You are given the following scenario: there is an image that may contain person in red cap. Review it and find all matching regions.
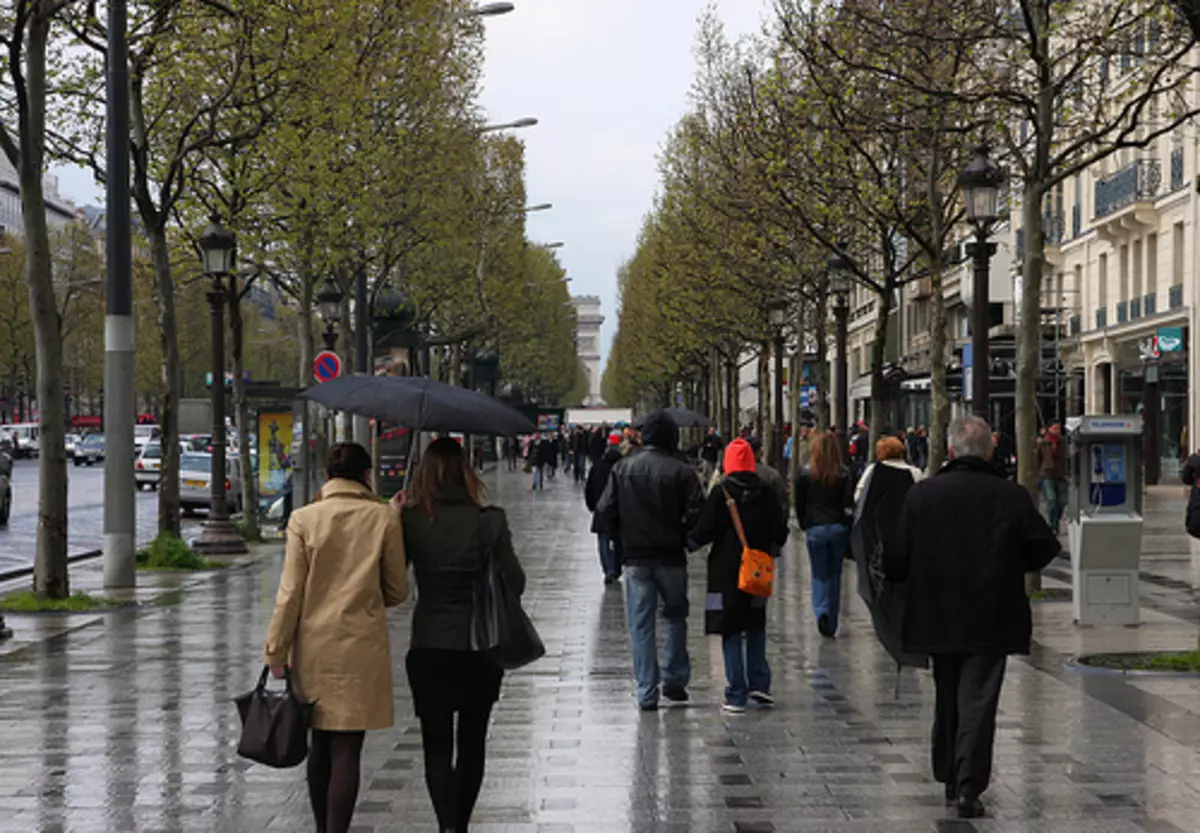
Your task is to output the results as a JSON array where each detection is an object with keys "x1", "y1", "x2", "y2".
[
  {"x1": 690, "y1": 437, "x2": 789, "y2": 714},
  {"x1": 585, "y1": 433, "x2": 627, "y2": 586}
]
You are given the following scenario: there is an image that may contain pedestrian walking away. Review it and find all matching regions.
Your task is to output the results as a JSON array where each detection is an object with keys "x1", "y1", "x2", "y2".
[
  {"x1": 1180, "y1": 449, "x2": 1200, "y2": 538},
  {"x1": 401, "y1": 437, "x2": 527, "y2": 833},
  {"x1": 794, "y1": 431, "x2": 854, "y2": 637},
  {"x1": 263, "y1": 443, "x2": 409, "y2": 833},
  {"x1": 586, "y1": 431, "x2": 626, "y2": 585},
  {"x1": 746, "y1": 436, "x2": 789, "y2": 520},
  {"x1": 884, "y1": 416, "x2": 1059, "y2": 819},
  {"x1": 598, "y1": 410, "x2": 703, "y2": 711},
  {"x1": 1038, "y1": 422, "x2": 1068, "y2": 536},
  {"x1": 690, "y1": 438, "x2": 788, "y2": 713}
]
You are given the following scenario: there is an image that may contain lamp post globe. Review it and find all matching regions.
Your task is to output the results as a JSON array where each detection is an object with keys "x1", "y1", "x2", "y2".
[
  {"x1": 199, "y1": 214, "x2": 236, "y2": 276},
  {"x1": 958, "y1": 144, "x2": 1005, "y2": 227}
]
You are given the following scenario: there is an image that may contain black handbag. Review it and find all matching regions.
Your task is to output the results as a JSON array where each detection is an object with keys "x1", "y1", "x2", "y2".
[
  {"x1": 234, "y1": 666, "x2": 315, "y2": 768},
  {"x1": 470, "y1": 511, "x2": 545, "y2": 670}
]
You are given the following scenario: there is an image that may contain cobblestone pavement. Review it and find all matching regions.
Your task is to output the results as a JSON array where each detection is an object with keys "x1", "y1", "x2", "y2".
[{"x1": 3, "y1": 469, "x2": 1200, "y2": 832}]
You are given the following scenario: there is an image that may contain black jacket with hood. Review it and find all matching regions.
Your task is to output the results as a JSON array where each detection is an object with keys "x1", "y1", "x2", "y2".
[
  {"x1": 597, "y1": 411, "x2": 703, "y2": 566},
  {"x1": 690, "y1": 472, "x2": 789, "y2": 635}
]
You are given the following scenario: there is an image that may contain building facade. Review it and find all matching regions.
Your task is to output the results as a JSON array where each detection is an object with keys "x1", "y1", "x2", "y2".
[
  {"x1": 571, "y1": 295, "x2": 604, "y2": 406},
  {"x1": 0, "y1": 157, "x2": 77, "y2": 233}
]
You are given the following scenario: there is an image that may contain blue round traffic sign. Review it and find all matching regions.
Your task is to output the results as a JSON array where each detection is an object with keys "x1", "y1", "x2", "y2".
[{"x1": 313, "y1": 351, "x2": 342, "y2": 384}]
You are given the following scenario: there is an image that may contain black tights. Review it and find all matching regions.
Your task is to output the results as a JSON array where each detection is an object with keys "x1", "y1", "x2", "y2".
[
  {"x1": 419, "y1": 705, "x2": 493, "y2": 832},
  {"x1": 307, "y1": 729, "x2": 366, "y2": 833}
]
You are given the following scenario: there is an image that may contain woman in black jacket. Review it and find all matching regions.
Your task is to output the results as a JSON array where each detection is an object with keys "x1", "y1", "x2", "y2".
[
  {"x1": 691, "y1": 438, "x2": 789, "y2": 713},
  {"x1": 794, "y1": 431, "x2": 855, "y2": 637},
  {"x1": 401, "y1": 438, "x2": 526, "y2": 833},
  {"x1": 585, "y1": 433, "x2": 624, "y2": 585}
]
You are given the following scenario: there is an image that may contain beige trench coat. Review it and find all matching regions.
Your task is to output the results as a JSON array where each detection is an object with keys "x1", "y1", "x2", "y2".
[{"x1": 264, "y1": 478, "x2": 408, "y2": 731}]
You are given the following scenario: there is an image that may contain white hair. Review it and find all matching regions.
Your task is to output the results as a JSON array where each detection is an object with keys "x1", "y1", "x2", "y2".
[{"x1": 948, "y1": 415, "x2": 994, "y2": 460}]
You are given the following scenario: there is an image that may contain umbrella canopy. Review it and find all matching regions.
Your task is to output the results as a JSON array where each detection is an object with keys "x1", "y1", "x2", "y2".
[
  {"x1": 299, "y1": 376, "x2": 535, "y2": 436},
  {"x1": 633, "y1": 407, "x2": 710, "y2": 429}
]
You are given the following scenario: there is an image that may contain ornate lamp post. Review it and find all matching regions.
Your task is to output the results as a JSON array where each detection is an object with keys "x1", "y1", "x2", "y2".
[
  {"x1": 958, "y1": 144, "x2": 1006, "y2": 421},
  {"x1": 192, "y1": 215, "x2": 247, "y2": 556},
  {"x1": 828, "y1": 254, "x2": 852, "y2": 454},
  {"x1": 316, "y1": 279, "x2": 343, "y2": 351},
  {"x1": 768, "y1": 297, "x2": 788, "y2": 468}
]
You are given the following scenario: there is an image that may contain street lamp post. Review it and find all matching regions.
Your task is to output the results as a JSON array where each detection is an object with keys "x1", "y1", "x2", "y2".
[
  {"x1": 829, "y1": 255, "x2": 852, "y2": 455},
  {"x1": 316, "y1": 279, "x2": 343, "y2": 351},
  {"x1": 958, "y1": 144, "x2": 1006, "y2": 422},
  {"x1": 768, "y1": 297, "x2": 788, "y2": 469},
  {"x1": 192, "y1": 215, "x2": 247, "y2": 556}
]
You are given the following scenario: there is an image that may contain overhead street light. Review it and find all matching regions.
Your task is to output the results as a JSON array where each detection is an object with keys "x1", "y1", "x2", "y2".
[
  {"x1": 541, "y1": 241, "x2": 565, "y2": 249},
  {"x1": 524, "y1": 203, "x2": 552, "y2": 213},
  {"x1": 768, "y1": 297, "x2": 788, "y2": 468},
  {"x1": 458, "y1": 2, "x2": 514, "y2": 18},
  {"x1": 479, "y1": 117, "x2": 538, "y2": 134}
]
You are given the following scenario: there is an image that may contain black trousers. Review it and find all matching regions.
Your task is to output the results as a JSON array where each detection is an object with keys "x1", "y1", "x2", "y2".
[{"x1": 932, "y1": 652, "x2": 1007, "y2": 799}]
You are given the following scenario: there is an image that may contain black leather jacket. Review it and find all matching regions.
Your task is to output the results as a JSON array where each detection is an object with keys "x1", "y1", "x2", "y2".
[
  {"x1": 794, "y1": 466, "x2": 854, "y2": 530},
  {"x1": 597, "y1": 412, "x2": 703, "y2": 566}
]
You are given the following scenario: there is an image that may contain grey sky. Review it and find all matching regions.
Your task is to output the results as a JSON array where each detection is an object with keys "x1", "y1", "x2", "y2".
[
  {"x1": 480, "y1": 0, "x2": 769, "y2": 367},
  {"x1": 51, "y1": 0, "x2": 770, "y2": 371}
]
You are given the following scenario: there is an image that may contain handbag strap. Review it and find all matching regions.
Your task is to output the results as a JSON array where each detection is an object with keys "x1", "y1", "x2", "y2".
[
  {"x1": 722, "y1": 487, "x2": 751, "y2": 551},
  {"x1": 476, "y1": 509, "x2": 496, "y2": 573}
]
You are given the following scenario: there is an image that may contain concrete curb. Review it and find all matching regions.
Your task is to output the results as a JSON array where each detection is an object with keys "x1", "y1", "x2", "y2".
[{"x1": 0, "y1": 549, "x2": 102, "y2": 584}]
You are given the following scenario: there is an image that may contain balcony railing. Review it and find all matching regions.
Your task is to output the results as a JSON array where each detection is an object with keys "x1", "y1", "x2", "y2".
[
  {"x1": 1171, "y1": 147, "x2": 1185, "y2": 191},
  {"x1": 1170, "y1": 283, "x2": 1183, "y2": 309},
  {"x1": 1070, "y1": 315, "x2": 1081, "y2": 335},
  {"x1": 1072, "y1": 203, "x2": 1081, "y2": 238},
  {"x1": 1130, "y1": 297, "x2": 1141, "y2": 320},
  {"x1": 1096, "y1": 308, "x2": 1107, "y2": 329},
  {"x1": 1116, "y1": 300, "x2": 1128, "y2": 323},
  {"x1": 1145, "y1": 292, "x2": 1156, "y2": 315},
  {"x1": 1095, "y1": 159, "x2": 1162, "y2": 218}
]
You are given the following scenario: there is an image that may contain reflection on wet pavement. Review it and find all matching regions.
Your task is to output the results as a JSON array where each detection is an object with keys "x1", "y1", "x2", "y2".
[{"x1": 0, "y1": 471, "x2": 1199, "y2": 831}]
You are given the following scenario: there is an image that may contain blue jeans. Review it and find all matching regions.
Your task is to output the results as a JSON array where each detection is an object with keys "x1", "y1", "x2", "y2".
[
  {"x1": 624, "y1": 564, "x2": 690, "y2": 706},
  {"x1": 531, "y1": 465, "x2": 544, "y2": 490},
  {"x1": 1041, "y1": 477, "x2": 1068, "y2": 533},
  {"x1": 806, "y1": 523, "x2": 849, "y2": 634},
  {"x1": 597, "y1": 534, "x2": 621, "y2": 578},
  {"x1": 722, "y1": 628, "x2": 770, "y2": 707}
]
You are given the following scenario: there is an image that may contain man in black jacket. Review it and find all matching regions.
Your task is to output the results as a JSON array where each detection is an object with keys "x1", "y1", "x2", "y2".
[
  {"x1": 885, "y1": 415, "x2": 1059, "y2": 819},
  {"x1": 585, "y1": 433, "x2": 624, "y2": 585},
  {"x1": 598, "y1": 411, "x2": 703, "y2": 711}
]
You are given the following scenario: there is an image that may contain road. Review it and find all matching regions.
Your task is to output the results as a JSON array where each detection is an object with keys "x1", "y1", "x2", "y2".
[{"x1": 0, "y1": 459, "x2": 200, "y2": 574}]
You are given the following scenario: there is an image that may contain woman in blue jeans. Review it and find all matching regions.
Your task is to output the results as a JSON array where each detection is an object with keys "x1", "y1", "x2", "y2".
[
  {"x1": 691, "y1": 439, "x2": 789, "y2": 713},
  {"x1": 794, "y1": 431, "x2": 855, "y2": 637}
]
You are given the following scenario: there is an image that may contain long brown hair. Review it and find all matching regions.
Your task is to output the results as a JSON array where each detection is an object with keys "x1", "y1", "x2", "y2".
[
  {"x1": 408, "y1": 437, "x2": 486, "y2": 518},
  {"x1": 809, "y1": 431, "x2": 843, "y2": 488}
]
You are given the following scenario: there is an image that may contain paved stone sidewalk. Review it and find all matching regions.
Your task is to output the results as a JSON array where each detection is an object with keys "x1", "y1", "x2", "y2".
[{"x1": 2, "y1": 471, "x2": 1200, "y2": 832}]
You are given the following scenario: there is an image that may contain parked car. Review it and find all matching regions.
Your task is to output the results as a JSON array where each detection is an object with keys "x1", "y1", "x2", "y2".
[
  {"x1": 65, "y1": 432, "x2": 82, "y2": 460},
  {"x1": 135, "y1": 443, "x2": 162, "y2": 491},
  {"x1": 75, "y1": 433, "x2": 105, "y2": 466},
  {"x1": 179, "y1": 452, "x2": 244, "y2": 516},
  {"x1": 6, "y1": 423, "x2": 39, "y2": 459}
]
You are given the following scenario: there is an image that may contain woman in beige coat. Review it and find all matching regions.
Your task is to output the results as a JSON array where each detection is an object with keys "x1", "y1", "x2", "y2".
[{"x1": 264, "y1": 443, "x2": 408, "y2": 833}]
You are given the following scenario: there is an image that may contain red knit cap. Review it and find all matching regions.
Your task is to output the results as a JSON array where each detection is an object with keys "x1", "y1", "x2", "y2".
[{"x1": 723, "y1": 438, "x2": 756, "y2": 474}]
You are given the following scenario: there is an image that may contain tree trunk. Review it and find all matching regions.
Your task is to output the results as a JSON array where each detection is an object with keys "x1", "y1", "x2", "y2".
[
  {"x1": 759, "y1": 341, "x2": 771, "y2": 457},
  {"x1": 25, "y1": 9, "x2": 68, "y2": 598},
  {"x1": 228, "y1": 278, "x2": 259, "y2": 540},
  {"x1": 1019, "y1": 183, "x2": 1049, "y2": 593},
  {"x1": 814, "y1": 292, "x2": 831, "y2": 431},
  {"x1": 868, "y1": 286, "x2": 893, "y2": 460},
  {"x1": 149, "y1": 227, "x2": 181, "y2": 536},
  {"x1": 788, "y1": 351, "x2": 801, "y2": 488},
  {"x1": 928, "y1": 261, "x2": 949, "y2": 474}
]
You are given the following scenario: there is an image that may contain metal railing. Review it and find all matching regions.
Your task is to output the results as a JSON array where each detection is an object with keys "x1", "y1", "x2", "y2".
[
  {"x1": 1094, "y1": 159, "x2": 1161, "y2": 218},
  {"x1": 1171, "y1": 147, "x2": 1185, "y2": 191}
]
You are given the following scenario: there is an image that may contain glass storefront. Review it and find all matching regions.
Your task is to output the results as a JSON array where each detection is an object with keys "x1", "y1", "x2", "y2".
[{"x1": 1117, "y1": 355, "x2": 1189, "y2": 479}]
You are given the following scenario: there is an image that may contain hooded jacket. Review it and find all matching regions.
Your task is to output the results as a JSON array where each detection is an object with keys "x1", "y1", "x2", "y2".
[
  {"x1": 690, "y1": 471, "x2": 788, "y2": 635},
  {"x1": 597, "y1": 411, "x2": 703, "y2": 566},
  {"x1": 585, "y1": 445, "x2": 624, "y2": 534}
]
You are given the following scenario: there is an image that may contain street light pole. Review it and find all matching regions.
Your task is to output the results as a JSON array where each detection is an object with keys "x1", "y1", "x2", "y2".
[
  {"x1": 829, "y1": 254, "x2": 852, "y2": 457},
  {"x1": 958, "y1": 144, "x2": 1006, "y2": 424},
  {"x1": 768, "y1": 297, "x2": 787, "y2": 469},
  {"x1": 103, "y1": 0, "x2": 136, "y2": 589},
  {"x1": 192, "y1": 216, "x2": 247, "y2": 556},
  {"x1": 354, "y1": 267, "x2": 369, "y2": 444}
]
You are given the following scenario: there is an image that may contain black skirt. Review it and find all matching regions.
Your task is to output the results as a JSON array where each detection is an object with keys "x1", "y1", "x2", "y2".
[{"x1": 406, "y1": 648, "x2": 503, "y2": 718}]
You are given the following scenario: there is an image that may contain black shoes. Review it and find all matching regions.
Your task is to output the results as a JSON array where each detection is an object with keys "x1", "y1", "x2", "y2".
[
  {"x1": 603, "y1": 574, "x2": 621, "y2": 586},
  {"x1": 943, "y1": 783, "x2": 956, "y2": 804},
  {"x1": 662, "y1": 686, "x2": 689, "y2": 704},
  {"x1": 956, "y1": 795, "x2": 984, "y2": 819},
  {"x1": 817, "y1": 614, "x2": 835, "y2": 638}
]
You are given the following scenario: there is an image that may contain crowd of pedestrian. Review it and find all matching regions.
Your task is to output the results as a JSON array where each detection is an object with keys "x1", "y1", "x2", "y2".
[{"x1": 258, "y1": 406, "x2": 1069, "y2": 830}]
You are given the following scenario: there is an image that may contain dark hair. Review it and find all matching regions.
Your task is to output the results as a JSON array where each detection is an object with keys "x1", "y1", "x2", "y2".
[
  {"x1": 409, "y1": 437, "x2": 485, "y2": 518},
  {"x1": 327, "y1": 442, "x2": 372, "y2": 483}
]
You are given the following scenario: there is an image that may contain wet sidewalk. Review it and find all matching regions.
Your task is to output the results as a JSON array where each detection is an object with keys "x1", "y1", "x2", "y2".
[{"x1": 2, "y1": 471, "x2": 1200, "y2": 832}]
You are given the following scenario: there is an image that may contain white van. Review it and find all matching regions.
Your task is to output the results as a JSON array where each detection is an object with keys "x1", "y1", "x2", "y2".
[{"x1": 5, "y1": 423, "x2": 39, "y2": 459}]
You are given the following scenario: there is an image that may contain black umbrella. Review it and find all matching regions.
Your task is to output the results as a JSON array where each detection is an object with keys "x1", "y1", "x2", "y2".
[
  {"x1": 298, "y1": 376, "x2": 535, "y2": 436},
  {"x1": 633, "y1": 407, "x2": 710, "y2": 429}
]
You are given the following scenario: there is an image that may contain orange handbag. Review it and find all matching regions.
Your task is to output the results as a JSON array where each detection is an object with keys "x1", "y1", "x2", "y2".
[{"x1": 723, "y1": 488, "x2": 775, "y2": 598}]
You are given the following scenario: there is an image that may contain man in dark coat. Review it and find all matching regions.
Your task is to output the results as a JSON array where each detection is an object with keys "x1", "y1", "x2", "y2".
[
  {"x1": 1181, "y1": 450, "x2": 1200, "y2": 537},
  {"x1": 585, "y1": 433, "x2": 624, "y2": 585},
  {"x1": 885, "y1": 415, "x2": 1059, "y2": 819},
  {"x1": 598, "y1": 411, "x2": 703, "y2": 711}
]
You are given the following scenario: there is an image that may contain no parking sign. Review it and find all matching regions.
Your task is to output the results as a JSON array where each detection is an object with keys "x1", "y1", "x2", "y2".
[{"x1": 313, "y1": 351, "x2": 342, "y2": 384}]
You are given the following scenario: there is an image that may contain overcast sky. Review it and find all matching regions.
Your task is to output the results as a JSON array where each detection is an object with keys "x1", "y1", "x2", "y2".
[{"x1": 51, "y1": 0, "x2": 770, "y2": 369}]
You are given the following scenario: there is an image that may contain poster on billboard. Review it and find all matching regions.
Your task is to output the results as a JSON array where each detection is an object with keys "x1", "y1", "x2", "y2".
[{"x1": 257, "y1": 410, "x2": 293, "y2": 498}]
